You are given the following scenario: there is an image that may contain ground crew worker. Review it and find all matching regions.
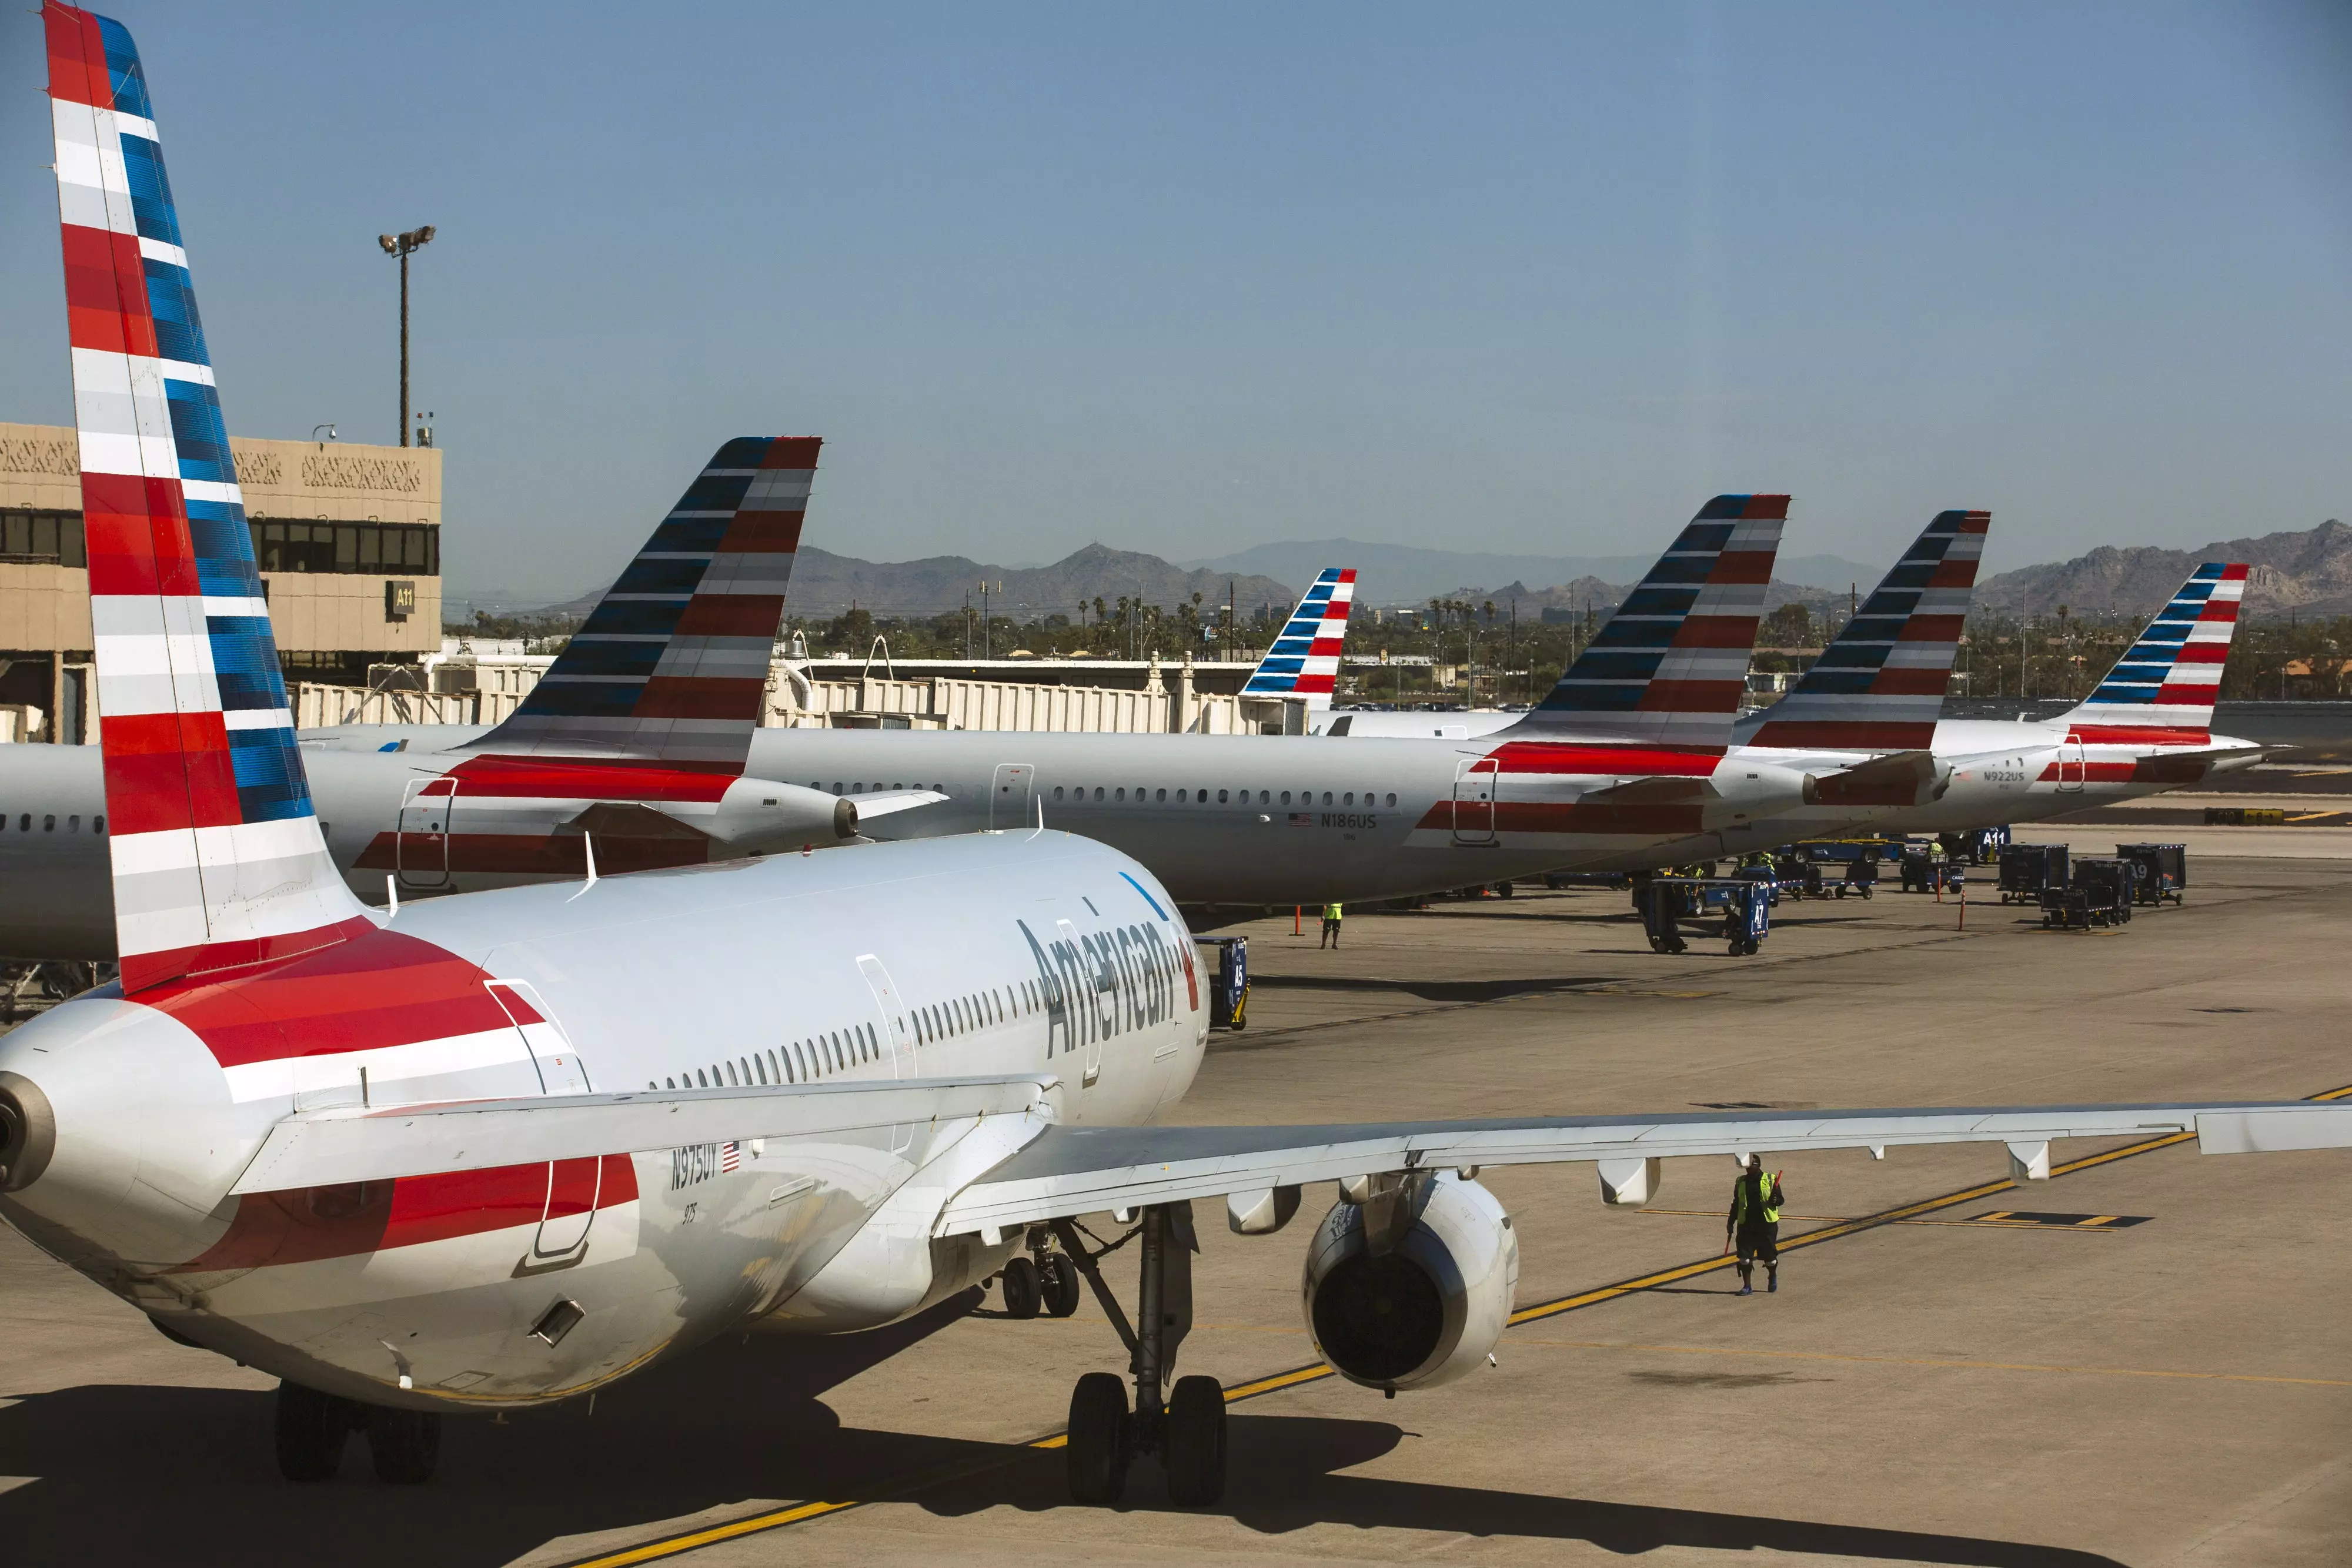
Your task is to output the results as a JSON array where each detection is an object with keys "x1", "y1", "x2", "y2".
[
  {"x1": 1725, "y1": 1154, "x2": 1784, "y2": 1296},
  {"x1": 1319, "y1": 902, "x2": 1344, "y2": 949}
]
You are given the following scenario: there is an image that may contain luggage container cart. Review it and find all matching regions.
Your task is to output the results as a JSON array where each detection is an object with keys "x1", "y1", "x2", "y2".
[
  {"x1": 1637, "y1": 877, "x2": 1771, "y2": 957},
  {"x1": 1205, "y1": 937, "x2": 1249, "y2": 1029},
  {"x1": 2039, "y1": 857, "x2": 2134, "y2": 930},
  {"x1": 1999, "y1": 843, "x2": 2068, "y2": 905},
  {"x1": 1794, "y1": 839, "x2": 1886, "y2": 900},
  {"x1": 2115, "y1": 842, "x2": 2187, "y2": 906},
  {"x1": 1897, "y1": 844, "x2": 1961, "y2": 895}
]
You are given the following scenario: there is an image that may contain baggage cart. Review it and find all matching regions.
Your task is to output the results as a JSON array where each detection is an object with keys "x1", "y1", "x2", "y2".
[
  {"x1": 2115, "y1": 842, "x2": 2187, "y2": 906},
  {"x1": 2039, "y1": 857, "x2": 2134, "y2": 930},
  {"x1": 1998, "y1": 843, "x2": 2067, "y2": 904},
  {"x1": 1637, "y1": 877, "x2": 1771, "y2": 957},
  {"x1": 1207, "y1": 937, "x2": 1249, "y2": 1029}
]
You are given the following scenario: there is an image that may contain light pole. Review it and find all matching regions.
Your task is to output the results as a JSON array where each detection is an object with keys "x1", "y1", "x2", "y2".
[{"x1": 376, "y1": 225, "x2": 436, "y2": 446}]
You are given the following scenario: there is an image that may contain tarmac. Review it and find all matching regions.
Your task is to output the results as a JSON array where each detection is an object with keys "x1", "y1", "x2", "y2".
[{"x1": 1, "y1": 851, "x2": 2348, "y2": 1566}]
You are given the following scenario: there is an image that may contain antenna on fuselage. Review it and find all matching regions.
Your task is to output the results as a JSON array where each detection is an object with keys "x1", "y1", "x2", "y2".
[
  {"x1": 570, "y1": 833, "x2": 600, "y2": 901},
  {"x1": 386, "y1": 876, "x2": 399, "y2": 915}
]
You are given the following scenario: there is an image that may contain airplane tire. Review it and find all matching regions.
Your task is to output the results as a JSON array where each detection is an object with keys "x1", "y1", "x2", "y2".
[
  {"x1": 1042, "y1": 1253, "x2": 1083, "y2": 1318},
  {"x1": 1065, "y1": 1372, "x2": 1132, "y2": 1505},
  {"x1": 366, "y1": 1405, "x2": 442, "y2": 1485},
  {"x1": 274, "y1": 1381, "x2": 349, "y2": 1483},
  {"x1": 1001, "y1": 1255, "x2": 1043, "y2": 1320},
  {"x1": 1162, "y1": 1375, "x2": 1228, "y2": 1507}
]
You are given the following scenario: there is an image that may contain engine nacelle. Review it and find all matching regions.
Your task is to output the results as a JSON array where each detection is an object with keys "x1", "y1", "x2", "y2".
[
  {"x1": 1299, "y1": 1172, "x2": 1518, "y2": 1393},
  {"x1": 707, "y1": 777, "x2": 860, "y2": 854}
]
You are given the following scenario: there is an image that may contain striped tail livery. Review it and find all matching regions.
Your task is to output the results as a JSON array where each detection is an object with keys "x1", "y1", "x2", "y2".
[
  {"x1": 48, "y1": 2, "x2": 375, "y2": 991},
  {"x1": 1241, "y1": 567, "x2": 1357, "y2": 708},
  {"x1": 2055, "y1": 563, "x2": 2249, "y2": 741},
  {"x1": 1501, "y1": 495, "x2": 1786, "y2": 751},
  {"x1": 1740, "y1": 510, "x2": 1988, "y2": 753},
  {"x1": 469, "y1": 437, "x2": 817, "y2": 765}
]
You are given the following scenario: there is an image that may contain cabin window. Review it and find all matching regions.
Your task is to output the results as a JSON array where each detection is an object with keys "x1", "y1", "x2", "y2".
[
  {"x1": 831, "y1": 782, "x2": 844, "y2": 794},
  {"x1": 1088, "y1": 787, "x2": 1100, "y2": 801},
  {"x1": 1322, "y1": 792, "x2": 1332, "y2": 805},
  {"x1": 93, "y1": 815, "x2": 104, "y2": 833},
  {"x1": 42, "y1": 815, "x2": 54, "y2": 832},
  {"x1": 1280, "y1": 792, "x2": 1291, "y2": 805},
  {"x1": 1385, "y1": 793, "x2": 1396, "y2": 807},
  {"x1": 1053, "y1": 786, "x2": 1065, "y2": 801},
  {"x1": 1344, "y1": 793, "x2": 1354, "y2": 806},
  {"x1": 1155, "y1": 788, "x2": 1166, "y2": 802},
  {"x1": 66, "y1": 815, "x2": 78, "y2": 831},
  {"x1": 1114, "y1": 787, "x2": 1125, "y2": 801}
]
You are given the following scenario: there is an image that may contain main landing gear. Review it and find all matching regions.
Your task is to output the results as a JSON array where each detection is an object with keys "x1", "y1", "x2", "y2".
[
  {"x1": 993, "y1": 1231, "x2": 1084, "y2": 1320},
  {"x1": 1051, "y1": 1204, "x2": 1228, "y2": 1507},
  {"x1": 275, "y1": 1380, "x2": 442, "y2": 1483}
]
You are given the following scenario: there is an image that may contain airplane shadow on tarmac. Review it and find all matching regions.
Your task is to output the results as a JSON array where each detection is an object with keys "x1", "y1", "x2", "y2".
[
  {"x1": 1244, "y1": 974, "x2": 1632, "y2": 1003},
  {"x1": 0, "y1": 1287, "x2": 2120, "y2": 1567}
]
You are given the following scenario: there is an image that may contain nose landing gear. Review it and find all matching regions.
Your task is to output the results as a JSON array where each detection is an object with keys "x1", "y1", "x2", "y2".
[
  {"x1": 275, "y1": 1380, "x2": 442, "y2": 1483},
  {"x1": 1051, "y1": 1206, "x2": 1228, "y2": 1507}
]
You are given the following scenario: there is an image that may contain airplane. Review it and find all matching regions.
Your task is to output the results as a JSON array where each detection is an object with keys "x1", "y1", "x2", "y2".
[
  {"x1": 11, "y1": 6, "x2": 2352, "y2": 1510},
  {"x1": 0, "y1": 437, "x2": 948, "y2": 958},
  {"x1": 0, "y1": 485, "x2": 1852, "y2": 937},
  {"x1": 1237, "y1": 567, "x2": 1356, "y2": 713}
]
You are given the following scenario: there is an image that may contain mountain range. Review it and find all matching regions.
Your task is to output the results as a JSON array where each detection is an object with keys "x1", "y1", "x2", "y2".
[
  {"x1": 453, "y1": 520, "x2": 2352, "y2": 628},
  {"x1": 1182, "y1": 538, "x2": 1885, "y2": 607},
  {"x1": 1975, "y1": 520, "x2": 2352, "y2": 617}
]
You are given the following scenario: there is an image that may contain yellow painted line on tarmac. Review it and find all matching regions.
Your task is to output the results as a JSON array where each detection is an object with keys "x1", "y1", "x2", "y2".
[
  {"x1": 1506, "y1": 1337, "x2": 2352, "y2": 1391},
  {"x1": 553, "y1": 1078, "x2": 2352, "y2": 1566}
]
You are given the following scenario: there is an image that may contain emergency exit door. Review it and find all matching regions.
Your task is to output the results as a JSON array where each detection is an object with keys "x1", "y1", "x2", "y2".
[
  {"x1": 396, "y1": 776, "x2": 455, "y2": 887},
  {"x1": 1452, "y1": 757, "x2": 1499, "y2": 844},
  {"x1": 991, "y1": 763, "x2": 1035, "y2": 829}
]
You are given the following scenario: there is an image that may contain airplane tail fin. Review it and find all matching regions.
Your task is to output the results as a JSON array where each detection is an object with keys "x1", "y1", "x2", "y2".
[
  {"x1": 47, "y1": 3, "x2": 373, "y2": 991},
  {"x1": 466, "y1": 437, "x2": 818, "y2": 766},
  {"x1": 1240, "y1": 568, "x2": 1355, "y2": 710},
  {"x1": 2053, "y1": 563, "x2": 2247, "y2": 737},
  {"x1": 1499, "y1": 496, "x2": 1786, "y2": 751},
  {"x1": 1740, "y1": 510, "x2": 1988, "y2": 751}
]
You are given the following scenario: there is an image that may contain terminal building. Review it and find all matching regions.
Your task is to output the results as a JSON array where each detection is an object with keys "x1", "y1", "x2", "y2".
[{"x1": 0, "y1": 422, "x2": 439, "y2": 741}]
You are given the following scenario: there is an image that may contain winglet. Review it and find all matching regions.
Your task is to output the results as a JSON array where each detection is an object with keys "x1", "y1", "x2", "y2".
[
  {"x1": 1500, "y1": 496, "x2": 1786, "y2": 751},
  {"x1": 1739, "y1": 509, "x2": 1989, "y2": 752},
  {"x1": 1241, "y1": 568, "x2": 1356, "y2": 710},
  {"x1": 464, "y1": 437, "x2": 818, "y2": 766},
  {"x1": 48, "y1": 4, "x2": 375, "y2": 992},
  {"x1": 2054, "y1": 563, "x2": 2248, "y2": 738}
]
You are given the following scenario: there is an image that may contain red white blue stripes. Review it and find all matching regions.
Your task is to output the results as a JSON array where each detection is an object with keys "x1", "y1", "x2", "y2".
[
  {"x1": 1742, "y1": 509, "x2": 1987, "y2": 751},
  {"x1": 1508, "y1": 495, "x2": 1786, "y2": 751},
  {"x1": 472, "y1": 438, "x2": 816, "y2": 766},
  {"x1": 1241, "y1": 567, "x2": 1355, "y2": 707},
  {"x1": 2057, "y1": 563, "x2": 2247, "y2": 738},
  {"x1": 48, "y1": 4, "x2": 373, "y2": 991}
]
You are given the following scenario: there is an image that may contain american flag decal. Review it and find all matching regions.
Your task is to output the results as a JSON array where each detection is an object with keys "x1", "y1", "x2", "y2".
[{"x1": 720, "y1": 1139, "x2": 740, "y2": 1174}]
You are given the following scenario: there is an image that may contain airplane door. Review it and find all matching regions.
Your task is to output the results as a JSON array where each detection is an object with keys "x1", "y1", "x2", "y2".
[
  {"x1": 1452, "y1": 757, "x2": 1499, "y2": 845},
  {"x1": 856, "y1": 954, "x2": 916, "y2": 1079},
  {"x1": 397, "y1": 776, "x2": 455, "y2": 888},
  {"x1": 486, "y1": 978, "x2": 592, "y2": 1095},
  {"x1": 857, "y1": 955, "x2": 918, "y2": 1155},
  {"x1": 2057, "y1": 737, "x2": 2086, "y2": 793},
  {"x1": 990, "y1": 763, "x2": 1035, "y2": 829},
  {"x1": 1057, "y1": 918, "x2": 1103, "y2": 1087},
  {"x1": 532, "y1": 1156, "x2": 600, "y2": 1261}
]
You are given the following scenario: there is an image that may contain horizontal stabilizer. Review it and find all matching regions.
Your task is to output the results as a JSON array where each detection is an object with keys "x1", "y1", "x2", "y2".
[
  {"x1": 849, "y1": 788, "x2": 951, "y2": 820},
  {"x1": 230, "y1": 1074, "x2": 1053, "y2": 1194},
  {"x1": 1573, "y1": 775, "x2": 1719, "y2": 807},
  {"x1": 1801, "y1": 749, "x2": 1945, "y2": 809}
]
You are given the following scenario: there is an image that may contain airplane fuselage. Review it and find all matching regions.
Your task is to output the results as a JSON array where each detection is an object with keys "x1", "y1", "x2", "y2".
[{"x1": 0, "y1": 831, "x2": 1200, "y2": 1410}]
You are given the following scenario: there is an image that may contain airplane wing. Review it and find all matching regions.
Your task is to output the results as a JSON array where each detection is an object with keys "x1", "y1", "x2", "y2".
[
  {"x1": 928, "y1": 1101, "x2": 2352, "y2": 1236},
  {"x1": 228, "y1": 1074, "x2": 1054, "y2": 1194}
]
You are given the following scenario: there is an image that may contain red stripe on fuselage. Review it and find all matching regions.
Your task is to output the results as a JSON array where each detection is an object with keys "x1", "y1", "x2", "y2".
[
  {"x1": 169, "y1": 1155, "x2": 639, "y2": 1273},
  {"x1": 2064, "y1": 726, "x2": 2212, "y2": 746},
  {"x1": 135, "y1": 927, "x2": 518, "y2": 1068},
  {"x1": 443, "y1": 755, "x2": 739, "y2": 801},
  {"x1": 1482, "y1": 742, "x2": 1724, "y2": 777},
  {"x1": 1745, "y1": 720, "x2": 1936, "y2": 750}
]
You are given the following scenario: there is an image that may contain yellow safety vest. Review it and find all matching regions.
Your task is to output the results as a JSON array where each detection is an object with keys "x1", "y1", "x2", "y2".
[
  {"x1": 1734, "y1": 1171, "x2": 1782, "y2": 1228},
  {"x1": 1322, "y1": 904, "x2": 1343, "y2": 922}
]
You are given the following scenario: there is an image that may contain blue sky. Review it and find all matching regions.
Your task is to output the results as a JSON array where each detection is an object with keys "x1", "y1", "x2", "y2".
[{"x1": 3, "y1": 3, "x2": 2348, "y2": 599}]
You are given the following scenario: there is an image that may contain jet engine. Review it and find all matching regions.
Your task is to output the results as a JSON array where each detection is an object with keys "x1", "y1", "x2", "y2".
[
  {"x1": 1299, "y1": 1171, "x2": 1518, "y2": 1393},
  {"x1": 706, "y1": 777, "x2": 862, "y2": 854}
]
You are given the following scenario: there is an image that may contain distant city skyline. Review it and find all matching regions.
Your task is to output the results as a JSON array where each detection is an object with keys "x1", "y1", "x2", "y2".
[{"x1": 2, "y1": 2, "x2": 2347, "y2": 599}]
